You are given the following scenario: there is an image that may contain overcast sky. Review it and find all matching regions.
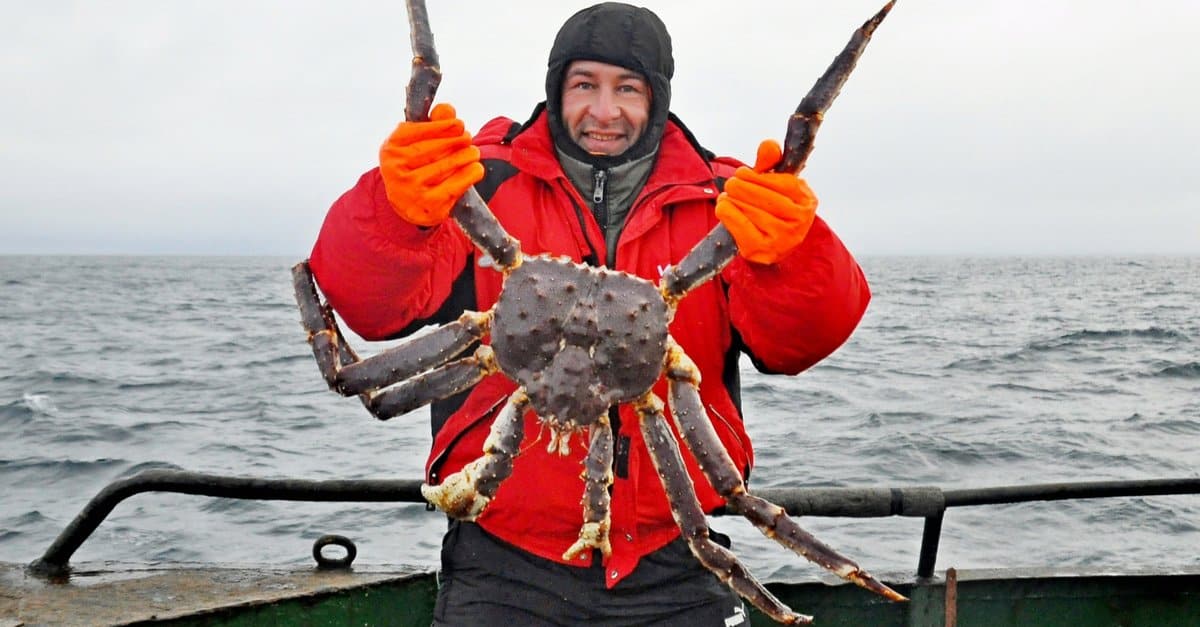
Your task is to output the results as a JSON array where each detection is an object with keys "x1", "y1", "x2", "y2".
[{"x1": 2, "y1": 1, "x2": 1197, "y2": 256}]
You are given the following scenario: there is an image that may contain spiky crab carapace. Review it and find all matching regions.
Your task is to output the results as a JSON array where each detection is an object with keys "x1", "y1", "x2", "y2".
[{"x1": 292, "y1": 1, "x2": 903, "y2": 623}]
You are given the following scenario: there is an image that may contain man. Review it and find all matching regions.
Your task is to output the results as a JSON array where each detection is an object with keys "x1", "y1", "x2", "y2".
[{"x1": 309, "y1": 3, "x2": 870, "y2": 625}]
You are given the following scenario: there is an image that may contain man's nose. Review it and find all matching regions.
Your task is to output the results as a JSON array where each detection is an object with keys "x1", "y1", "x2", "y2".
[{"x1": 589, "y1": 88, "x2": 621, "y2": 121}]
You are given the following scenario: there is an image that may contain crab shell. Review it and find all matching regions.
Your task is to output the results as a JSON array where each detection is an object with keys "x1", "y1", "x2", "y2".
[{"x1": 491, "y1": 255, "x2": 670, "y2": 427}]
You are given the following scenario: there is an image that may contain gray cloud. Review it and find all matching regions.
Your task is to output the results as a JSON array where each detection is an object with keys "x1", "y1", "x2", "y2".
[{"x1": 2, "y1": 1, "x2": 1197, "y2": 256}]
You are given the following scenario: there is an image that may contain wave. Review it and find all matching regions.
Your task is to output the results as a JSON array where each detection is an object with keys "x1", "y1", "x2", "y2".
[
  {"x1": 2, "y1": 395, "x2": 55, "y2": 420},
  {"x1": 1029, "y1": 327, "x2": 1189, "y2": 351},
  {"x1": 0, "y1": 457, "x2": 129, "y2": 486},
  {"x1": 116, "y1": 378, "x2": 209, "y2": 391},
  {"x1": 49, "y1": 423, "x2": 139, "y2": 445},
  {"x1": 985, "y1": 382, "x2": 1072, "y2": 400},
  {"x1": 1083, "y1": 497, "x2": 1200, "y2": 534},
  {"x1": 30, "y1": 370, "x2": 109, "y2": 387},
  {"x1": 897, "y1": 276, "x2": 939, "y2": 285},
  {"x1": 9, "y1": 509, "x2": 54, "y2": 527},
  {"x1": 241, "y1": 353, "x2": 315, "y2": 369},
  {"x1": 1150, "y1": 361, "x2": 1200, "y2": 379},
  {"x1": 944, "y1": 353, "x2": 1033, "y2": 371},
  {"x1": 987, "y1": 382, "x2": 1061, "y2": 394},
  {"x1": 199, "y1": 498, "x2": 273, "y2": 516},
  {"x1": 946, "y1": 326, "x2": 1191, "y2": 371},
  {"x1": 1121, "y1": 413, "x2": 1200, "y2": 436},
  {"x1": 119, "y1": 460, "x2": 188, "y2": 477},
  {"x1": 0, "y1": 456, "x2": 125, "y2": 473},
  {"x1": 148, "y1": 545, "x2": 206, "y2": 563},
  {"x1": 144, "y1": 357, "x2": 185, "y2": 367}
]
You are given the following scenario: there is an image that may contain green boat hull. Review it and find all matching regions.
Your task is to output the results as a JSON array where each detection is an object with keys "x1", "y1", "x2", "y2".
[
  {"x1": 6, "y1": 562, "x2": 1197, "y2": 626},
  {"x1": 762, "y1": 569, "x2": 1200, "y2": 627}
]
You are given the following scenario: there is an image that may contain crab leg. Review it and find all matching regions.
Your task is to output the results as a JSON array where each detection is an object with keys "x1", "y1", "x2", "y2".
[
  {"x1": 403, "y1": 0, "x2": 441, "y2": 123},
  {"x1": 295, "y1": 260, "x2": 495, "y2": 409},
  {"x1": 563, "y1": 416, "x2": 615, "y2": 561},
  {"x1": 404, "y1": 0, "x2": 522, "y2": 271},
  {"x1": 634, "y1": 393, "x2": 811, "y2": 625},
  {"x1": 296, "y1": 261, "x2": 407, "y2": 419},
  {"x1": 367, "y1": 345, "x2": 498, "y2": 420},
  {"x1": 664, "y1": 341, "x2": 907, "y2": 603},
  {"x1": 778, "y1": 0, "x2": 896, "y2": 174},
  {"x1": 332, "y1": 310, "x2": 490, "y2": 396},
  {"x1": 293, "y1": 261, "x2": 361, "y2": 373},
  {"x1": 660, "y1": 0, "x2": 895, "y2": 304},
  {"x1": 422, "y1": 389, "x2": 530, "y2": 518},
  {"x1": 298, "y1": 286, "x2": 489, "y2": 396}
]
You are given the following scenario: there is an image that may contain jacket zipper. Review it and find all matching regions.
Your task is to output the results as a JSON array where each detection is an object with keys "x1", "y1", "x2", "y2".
[{"x1": 592, "y1": 168, "x2": 608, "y2": 230}]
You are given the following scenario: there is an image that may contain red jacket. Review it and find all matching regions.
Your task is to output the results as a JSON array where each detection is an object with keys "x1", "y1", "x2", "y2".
[{"x1": 309, "y1": 111, "x2": 870, "y2": 585}]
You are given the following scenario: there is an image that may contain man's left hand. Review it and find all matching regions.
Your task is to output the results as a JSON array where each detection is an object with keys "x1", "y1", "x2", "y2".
[{"x1": 715, "y1": 139, "x2": 818, "y2": 265}]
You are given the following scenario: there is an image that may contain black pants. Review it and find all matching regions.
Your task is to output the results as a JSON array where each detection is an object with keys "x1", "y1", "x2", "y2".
[{"x1": 432, "y1": 521, "x2": 747, "y2": 626}]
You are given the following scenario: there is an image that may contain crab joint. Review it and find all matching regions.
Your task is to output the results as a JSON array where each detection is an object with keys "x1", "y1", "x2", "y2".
[
  {"x1": 474, "y1": 344, "x2": 499, "y2": 374},
  {"x1": 665, "y1": 338, "x2": 701, "y2": 386},
  {"x1": 459, "y1": 310, "x2": 493, "y2": 338}
]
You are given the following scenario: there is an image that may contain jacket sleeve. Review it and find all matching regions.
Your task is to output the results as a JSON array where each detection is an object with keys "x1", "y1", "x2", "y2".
[
  {"x1": 722, "y1": 216, "x2": 870, "y2": 375},
  {"x1": 308, "y1": 168, "x2": 473, "y2": 341}
]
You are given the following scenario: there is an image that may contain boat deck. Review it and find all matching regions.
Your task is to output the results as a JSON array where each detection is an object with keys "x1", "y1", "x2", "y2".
[{"x1": 0, "y1": 561, "x2": 436, "y2": 626}]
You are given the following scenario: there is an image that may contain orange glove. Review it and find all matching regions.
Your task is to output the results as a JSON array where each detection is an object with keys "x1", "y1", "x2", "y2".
[
  {"x1": 379, "y1": 103, "x2": 485, "y2": 227},
  {"x1": 715, "y1": 140, "x2": 818, "y2": 265}
]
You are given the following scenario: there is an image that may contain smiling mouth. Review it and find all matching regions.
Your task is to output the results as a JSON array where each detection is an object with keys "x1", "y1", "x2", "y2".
[
  {"x1": 574, "y1": 127, "x2": 631, "y2": 155},
  {"x1": 585, "y1": 131, "x2": 624, "y2": 143}
]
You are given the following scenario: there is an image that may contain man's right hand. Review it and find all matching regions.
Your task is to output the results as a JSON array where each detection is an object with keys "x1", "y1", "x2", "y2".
[{"x1": 379, "y1": 103, "x2": 485, "y2": 227}]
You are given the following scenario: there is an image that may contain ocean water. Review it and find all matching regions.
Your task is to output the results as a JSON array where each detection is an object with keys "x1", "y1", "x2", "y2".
[{"x1": 1, "y1": 255, "x2": 1197, "y2": 582}]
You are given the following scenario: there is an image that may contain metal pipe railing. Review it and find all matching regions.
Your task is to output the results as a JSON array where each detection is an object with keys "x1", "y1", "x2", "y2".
[
  {"x1": 29, "y1": 470, "x2": 423, "y2": 577},
  {"x1": 28, "y1": 470, "x2": 1200, "y2": 581},
  {"x1": 916, "y1": 478, "x2": 1200, "y2": 577},
  {"x1": 942, "y1": 478, "x2": 1200, "y2": 507}
]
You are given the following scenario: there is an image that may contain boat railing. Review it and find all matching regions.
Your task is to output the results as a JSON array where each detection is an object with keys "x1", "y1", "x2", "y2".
[{"x1": 27, "y1": 470, "x2": 1200, "y2": 580}]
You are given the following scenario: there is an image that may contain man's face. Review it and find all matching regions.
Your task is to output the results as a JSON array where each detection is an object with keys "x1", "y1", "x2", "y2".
[{"x1": 560, "y1": 60, "x2": 651, "y2": 157}]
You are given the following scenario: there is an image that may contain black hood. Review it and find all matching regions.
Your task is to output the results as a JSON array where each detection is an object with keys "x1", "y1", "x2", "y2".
[{"x1": 545, "y1": 2, "x2": 673, "y2": 168}]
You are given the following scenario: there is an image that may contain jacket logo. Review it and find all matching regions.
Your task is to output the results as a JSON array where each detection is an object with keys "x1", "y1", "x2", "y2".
[{"x1": 724, "y1": 604, "x2": 747, "y2": 626}]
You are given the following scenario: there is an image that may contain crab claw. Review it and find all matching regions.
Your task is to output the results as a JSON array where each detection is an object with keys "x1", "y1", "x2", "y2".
[
  {"x1": 421, "y1": 466, "x2": 491, "y2": 520},
  {"x1": 850, "y1": 571, "x2": 908, "y2": 603},
  {"x1": 422, "y1": 390, "x2": 529, "y2": 520},
  {"x1": 562, "y1": 520, "x2": 612, "y2": 562}
]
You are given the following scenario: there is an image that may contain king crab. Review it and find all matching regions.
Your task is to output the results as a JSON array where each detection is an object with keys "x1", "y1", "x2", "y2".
[{"x1": 292, "y1": 1, "x2": 903, "y2": 623}]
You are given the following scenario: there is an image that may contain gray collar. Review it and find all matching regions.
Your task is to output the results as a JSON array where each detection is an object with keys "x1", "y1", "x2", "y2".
[{"x1": 557, "y1": 147, "x2": 658, "y2": 265}]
